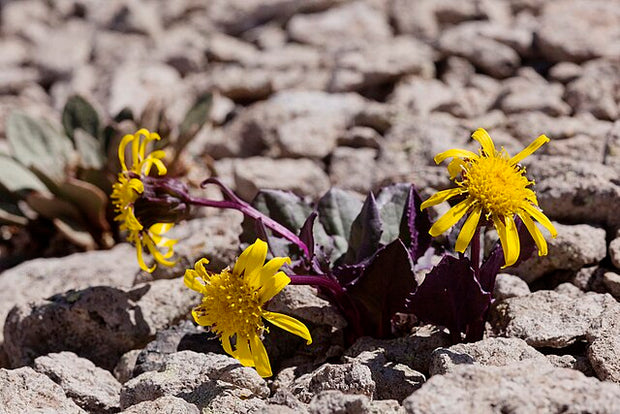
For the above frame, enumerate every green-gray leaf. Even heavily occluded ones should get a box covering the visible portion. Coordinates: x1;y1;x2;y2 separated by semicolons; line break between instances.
376;183;411;245
0;154;48;195
74;129;104;169
62;95;100;140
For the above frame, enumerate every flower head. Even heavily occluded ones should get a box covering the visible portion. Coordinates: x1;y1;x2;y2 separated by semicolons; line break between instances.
111;128;177;272
421;128;557;267
184;239;312;377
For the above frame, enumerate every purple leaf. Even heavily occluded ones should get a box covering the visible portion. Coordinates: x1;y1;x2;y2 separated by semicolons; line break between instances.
345;239;416;338
399;184;432;262
409;255;491;342
343;192;382;265
299;210;317;258
478;216;536;293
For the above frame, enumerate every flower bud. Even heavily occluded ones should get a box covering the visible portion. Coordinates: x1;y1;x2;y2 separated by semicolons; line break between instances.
133;176;191;228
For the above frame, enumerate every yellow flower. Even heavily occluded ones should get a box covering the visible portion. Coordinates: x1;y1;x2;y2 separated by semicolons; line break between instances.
421;128;557;267
184;239;312;377
110;128;177;272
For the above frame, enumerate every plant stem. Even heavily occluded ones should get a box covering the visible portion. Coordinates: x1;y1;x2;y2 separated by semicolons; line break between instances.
470;227;481;278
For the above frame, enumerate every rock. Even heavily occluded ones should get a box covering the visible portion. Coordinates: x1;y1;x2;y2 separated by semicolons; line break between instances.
207;66;273;101
545;354;595;376
510;223;606;282
338;126;382;149
3;279;199;370
115;350;142;384
537;1;620;63
554;282;584;298
506;111;612;144
402;362;620;414
571;266;609;294
206;33;258;64
120;351;269;410
587;304;620;383
33;352;121;414
290;362;375;403
0;67;41;95
275;116;343;158
610;238;620;270
548;62;583;84
345;350;425;402
429;337;548;376
287;2;391;48
490;290;616;348
233;157;330;200
206;394;268;413
602;272;620;299
389;78;454;115
438;22;520;78
496;74;571;116
329;147;378;194
369;399;405;414
265;389;309;413
565;59;620;120
0;37;29;67
344;326;451;375
0;244;137;345
308;390;370;414
120;396;199;414
154;26;209;76
493;273;531;301
0;367;85;413
328;37;435;92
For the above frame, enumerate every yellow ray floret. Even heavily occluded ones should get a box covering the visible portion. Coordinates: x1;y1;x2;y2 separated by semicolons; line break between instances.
184;239;312;377
421;128;557;267
110;129;177;272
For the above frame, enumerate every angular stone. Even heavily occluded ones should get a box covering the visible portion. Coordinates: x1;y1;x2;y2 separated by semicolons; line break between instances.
510;222;606;283
604;121;620;169
290;362;375;403
275;116;343;158
565;59;620;120
33;352;121;414
329;147;378;194
587;304;620;383
493;273;530;301
3;279;199;370
545;354;595;376
114;350;141;384
610;238;620;270
429;337;548;376
403;362;620;414
490;291;615;348
308;390;370;414
496;74;570;116
120;351;269;410
0;367;84;412
120;396;199;414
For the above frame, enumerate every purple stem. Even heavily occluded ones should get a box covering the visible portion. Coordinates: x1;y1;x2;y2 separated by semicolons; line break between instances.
470;227;481;279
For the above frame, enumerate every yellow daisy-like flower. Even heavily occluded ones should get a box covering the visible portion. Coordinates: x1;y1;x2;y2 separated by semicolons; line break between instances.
184;239;312;377
421;128;557;267
110;128;177;272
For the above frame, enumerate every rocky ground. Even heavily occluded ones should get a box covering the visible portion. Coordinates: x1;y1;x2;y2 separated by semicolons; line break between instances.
1;0;620;413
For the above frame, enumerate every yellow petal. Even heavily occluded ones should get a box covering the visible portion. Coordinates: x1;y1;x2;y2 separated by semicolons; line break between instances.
495;215;520;268
509;134;549;165
144;235;176;267
263;311;312;345
247;256;291;290
233;239;268;277
143;158;168;176
249;333;272;377
447;158;466;179
150;222;173;235
127;178;144;194
471;128;496;156
118;134;135;171
455;205;482;253
434;149;478;164
192;305;212;327
519;213;548;256
429;198;475;237
420;188;463;210
135;240;156;273
221;334;234;357
131;131;143;170
232;336;255;367
522;204;557;238
184;259;209;292
258;271;291;303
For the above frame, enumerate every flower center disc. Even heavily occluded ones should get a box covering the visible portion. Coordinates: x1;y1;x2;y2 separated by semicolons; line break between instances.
463;155;532;217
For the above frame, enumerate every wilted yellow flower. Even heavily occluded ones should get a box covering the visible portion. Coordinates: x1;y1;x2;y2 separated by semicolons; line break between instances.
111;128;177;272
421;128;557;267
184;239;312;377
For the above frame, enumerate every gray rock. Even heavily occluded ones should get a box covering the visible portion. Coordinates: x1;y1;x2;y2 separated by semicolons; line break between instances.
338;126;382;149
493;273;531;301
602;272;620;299
207;65;273;101
120;396;199;414
604;120;620;169
233;157;330;200
329;147;378;194
290;362;375;403
205;393;268;413
120;351;269;410
389;78;454;116
490;291;616;348
545;354;595;376
206;33;259;65
510;222;606;283
403;362;620;414
537;1;620;63
565;59;620;120
369;399;405;414
610;238;620;270
275;116;343;158
345;350;425;402
506;111;612;144
0;67;41;95
344;326;451;375
429;337;549;376
33;352;121;414
287;2;391;48
548;62;584;84
0;367;86;413
554;283;584;298
115;350;141;384
571;266;609;294
0;244;137;345
308;390;371;414
496;74;570;116
3;279;199;370
265;389;309;413
587;303;620;383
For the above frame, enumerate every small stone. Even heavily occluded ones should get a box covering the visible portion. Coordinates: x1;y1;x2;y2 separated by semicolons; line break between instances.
368;399;405;414
587;304;620;383
510;222;607;283
33;352;121;414
610;238;620;270
308;390;370;414
403;362;620;414
429;337;548;376
206;33;258;64
571;266;609;293
565;59;620;120
602;272;620;299
290;363;375;403
548;62;583;83
493;273;530;301
496;75;570;116
114;350;141;384
545;354;595;376
554;282;584;298
208;65;273;101
233;157;330;200
490;291;615;348
338;126;382;149
275;116;343;158
120;396;199;414
0;367;85;413
329;147;378;194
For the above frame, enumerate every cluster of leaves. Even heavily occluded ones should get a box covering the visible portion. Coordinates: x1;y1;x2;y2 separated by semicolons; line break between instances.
240;183;535;344
0;94;212;266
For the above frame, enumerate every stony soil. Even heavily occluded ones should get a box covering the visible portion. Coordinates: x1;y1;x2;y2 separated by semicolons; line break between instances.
1;0;620;413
